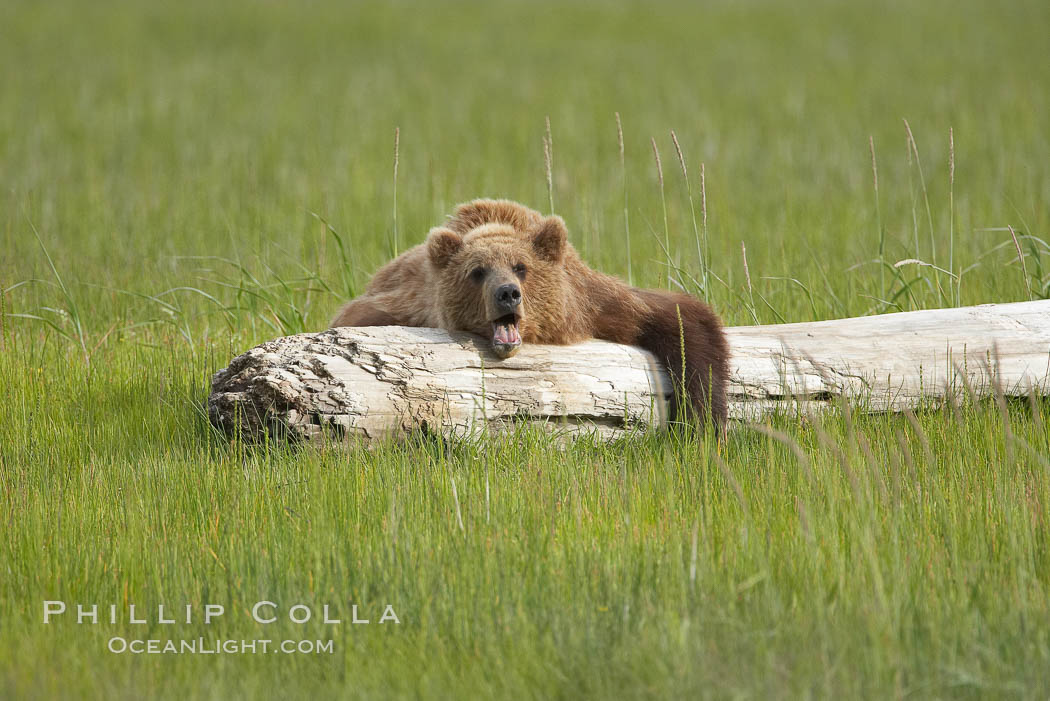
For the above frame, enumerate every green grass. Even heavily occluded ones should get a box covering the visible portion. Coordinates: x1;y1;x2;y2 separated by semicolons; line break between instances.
2;0;1050;697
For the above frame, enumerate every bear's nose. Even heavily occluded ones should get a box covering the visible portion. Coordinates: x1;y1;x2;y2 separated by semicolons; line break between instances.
495;283;522;313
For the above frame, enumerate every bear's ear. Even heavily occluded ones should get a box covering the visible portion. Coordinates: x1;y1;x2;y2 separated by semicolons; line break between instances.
531;216;567;263
426;227;464;268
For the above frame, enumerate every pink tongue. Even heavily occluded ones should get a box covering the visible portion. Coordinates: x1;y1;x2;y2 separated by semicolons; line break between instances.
493;323;521;345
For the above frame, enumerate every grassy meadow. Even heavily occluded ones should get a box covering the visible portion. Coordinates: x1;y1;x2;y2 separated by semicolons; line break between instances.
2;0;1050;697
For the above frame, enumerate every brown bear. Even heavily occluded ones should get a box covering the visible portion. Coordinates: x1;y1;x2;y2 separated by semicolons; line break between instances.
331;199;729;428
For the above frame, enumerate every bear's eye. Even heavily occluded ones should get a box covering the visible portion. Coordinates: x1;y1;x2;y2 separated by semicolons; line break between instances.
470;267;487;283
512;263;527;279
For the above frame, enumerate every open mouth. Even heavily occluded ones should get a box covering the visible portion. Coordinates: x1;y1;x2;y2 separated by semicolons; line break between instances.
490;313;522;358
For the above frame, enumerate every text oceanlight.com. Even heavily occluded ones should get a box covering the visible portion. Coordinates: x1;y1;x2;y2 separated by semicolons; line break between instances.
107;637;335;655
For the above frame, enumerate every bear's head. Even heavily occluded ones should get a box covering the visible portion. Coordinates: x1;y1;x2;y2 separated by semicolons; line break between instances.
425;200;569;358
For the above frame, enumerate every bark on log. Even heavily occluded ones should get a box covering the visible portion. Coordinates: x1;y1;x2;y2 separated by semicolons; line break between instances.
208;300;1050;442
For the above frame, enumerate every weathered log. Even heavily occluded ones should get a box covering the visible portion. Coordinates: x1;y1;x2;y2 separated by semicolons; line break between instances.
208;300;1050;442
207;326;672;442
728;299;1050;419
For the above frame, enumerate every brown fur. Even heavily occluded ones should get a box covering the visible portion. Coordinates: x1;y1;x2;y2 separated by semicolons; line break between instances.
331;199;729;428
